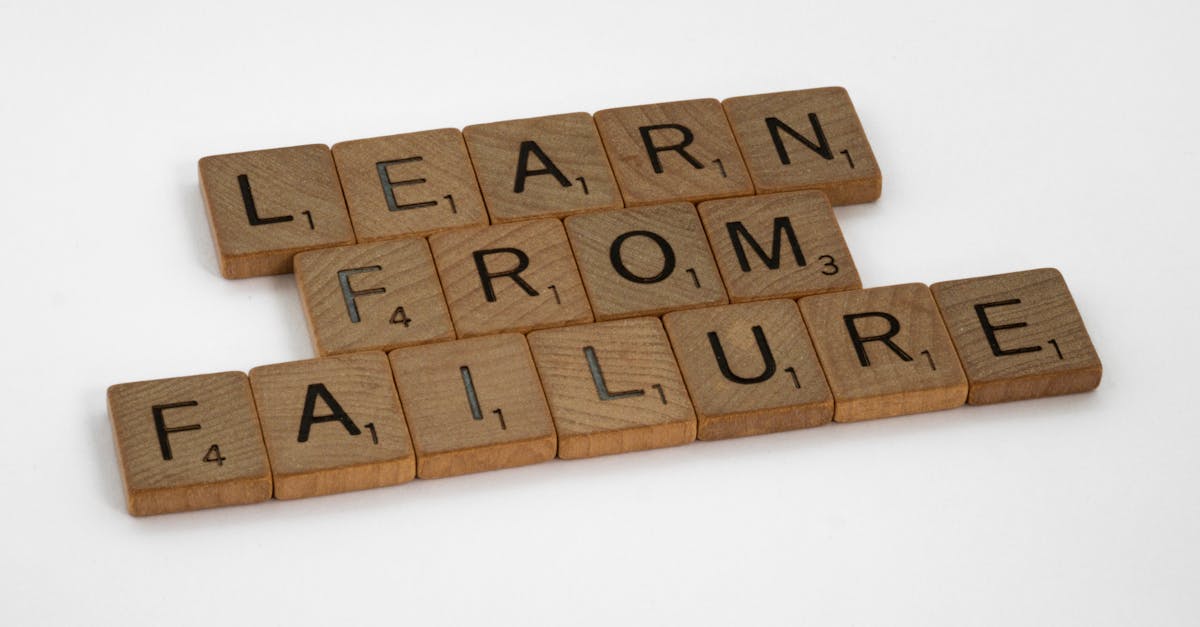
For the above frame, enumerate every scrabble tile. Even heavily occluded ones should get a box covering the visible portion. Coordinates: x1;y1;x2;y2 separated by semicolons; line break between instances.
528;318;696;459
931;268;1102;405
249;352;415;499
723;87;882;205
799;283;967;422
663;300;833;440
564;203;727;320
429;219;592;337
697;190;861;302
463;113;622;222
389;334;557;478
199;144;356;278
107;371;271;516
594;98;753;206
294;238;455;356
331;129;488;242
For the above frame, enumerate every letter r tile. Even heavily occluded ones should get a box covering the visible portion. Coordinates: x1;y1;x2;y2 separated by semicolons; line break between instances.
528;317;696;459
107;371;272;516
931;268;1102;404
428;219;592;337
799;284;967;422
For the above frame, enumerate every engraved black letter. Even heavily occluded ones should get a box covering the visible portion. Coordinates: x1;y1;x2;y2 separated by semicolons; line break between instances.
726;217;806;271
513;141;572;193
338;266;385;323
765;114;833;164
298;383;361;443
584;346;645;400
473;248;539;301
974;299;1042;357
707;326;777;384
609;230;676;284
238;174;294;226
152;401;202;461
638;124;704;173
376;157;439;212
844;312;913;367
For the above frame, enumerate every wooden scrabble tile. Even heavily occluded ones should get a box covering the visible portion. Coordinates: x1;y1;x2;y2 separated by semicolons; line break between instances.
798;283;967;422
429;219;592;337
249;352;415;499
463;113;622;222
199;144;356;278
294;238;454;356
931;268;1102;405
662;300;833;440
564;203;727;320
389;334;556;478
594;98;753;206
723;87;882;205
527;318;696;459
107;371;271;516
331;129;488;242
697;190;861;302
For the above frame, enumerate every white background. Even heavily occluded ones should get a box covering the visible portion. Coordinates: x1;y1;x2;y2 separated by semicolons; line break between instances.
1;1;1197;624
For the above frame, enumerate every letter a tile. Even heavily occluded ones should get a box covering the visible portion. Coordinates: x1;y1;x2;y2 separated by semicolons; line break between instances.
528;318;696;459
389;334;557;478
931;268;1102;404
799;284;967;422
107;371;272;516
663;300;833;440
294;238;455;356
199;144;356;278
697;190;861;302
332;129;488;242
429;219;592;337
249;352;415;499
594;99;753;206
724;87;882;205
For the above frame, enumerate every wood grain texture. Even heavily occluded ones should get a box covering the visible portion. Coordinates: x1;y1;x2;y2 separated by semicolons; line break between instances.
564;202;727;320
931;268;1102;404
528;317;696;459
294;238;455;356
463;113;622;222
389;334;557;478
331;129;488;242
429;218;592;337
199;144;355;278
594;98;753;206
799;283;967;422
107;371;271;516
663;300;833;440
249;352;415;500
697;190;861;302
723;87;882;205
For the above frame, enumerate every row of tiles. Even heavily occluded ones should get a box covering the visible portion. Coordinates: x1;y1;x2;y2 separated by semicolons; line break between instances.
199;87;882;278
296;189;858;355
109;269;1101;515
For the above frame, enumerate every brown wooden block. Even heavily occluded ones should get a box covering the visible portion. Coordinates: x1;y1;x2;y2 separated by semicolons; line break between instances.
723;87;882;205
249;352;415;500
429;219;592;337
463;113;622;222
799;283;968;422
199;144;356;278
594;98;753;206
528;318;696;459
107;372;272;516
389;334;556;478
331;129;488;242
663;300;833;440
294;238;454;356
697;190;861;302
930;268;1102;405
564;203;727;320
